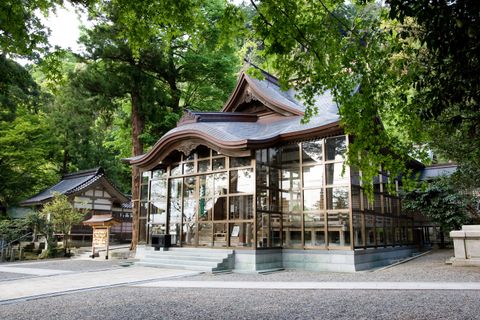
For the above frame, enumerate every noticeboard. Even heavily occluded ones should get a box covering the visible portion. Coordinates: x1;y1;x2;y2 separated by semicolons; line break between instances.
92;228;109;248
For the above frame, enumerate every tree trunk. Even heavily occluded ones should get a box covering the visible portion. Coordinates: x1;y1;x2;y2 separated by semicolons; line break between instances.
129;85;144;251
439;227;445;249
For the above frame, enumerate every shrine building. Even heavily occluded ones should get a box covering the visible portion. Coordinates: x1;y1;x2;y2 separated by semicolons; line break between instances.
126;70;429;272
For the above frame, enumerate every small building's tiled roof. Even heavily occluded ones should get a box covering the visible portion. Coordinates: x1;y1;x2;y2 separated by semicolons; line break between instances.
20;168;129;206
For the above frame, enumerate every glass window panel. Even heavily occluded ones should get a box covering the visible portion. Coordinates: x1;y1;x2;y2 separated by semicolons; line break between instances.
212;150;220;156
385;216;394;245
230;157;252;168
256;212;268;248
150;201;167;225
229;168;254;194
140;184;149;200
269;166;279;188
198;223;213;247
350;167;361;186
304;212;326;246
213;223;227;247
353;212;364;248
198;198;213;221
281;144;300;167
212;158;225;170
214;172;228;196
256;149;268;164
198;160;210;173
327;212;350;247
281;191;301;213
326;162;349;185
197;145;210;159
141;171;150;183
326;187;349;210
376;215;384;246
229;195;253;220
230;222;254;248
269;189;280;212
170;163;181;176
199;175;213;198
325;136;346;161
268;147;280;166
281;167;300;191
302;140;323;164
183;177;197;224
139;218;147;242
150;179;167;200
303;165;323;187
256;164;268;187
282;214;302;248
257;188;268;211
185;152;195;161
182;222;196;246
351;186;361;211
213;197;227;220
152;169;166;179
365;214;375;246
303;189;323;211
183;161;195;174
140;201;148;218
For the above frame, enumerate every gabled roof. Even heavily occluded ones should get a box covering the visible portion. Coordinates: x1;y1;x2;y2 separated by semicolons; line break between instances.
21;168;129;206
125;69;341;170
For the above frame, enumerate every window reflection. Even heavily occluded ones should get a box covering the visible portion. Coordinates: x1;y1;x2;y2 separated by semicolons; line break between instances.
325;136;346;161
302;140;323;164
303;189;323;211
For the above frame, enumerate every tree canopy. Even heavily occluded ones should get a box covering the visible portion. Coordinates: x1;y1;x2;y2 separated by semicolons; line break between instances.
248;0;480;192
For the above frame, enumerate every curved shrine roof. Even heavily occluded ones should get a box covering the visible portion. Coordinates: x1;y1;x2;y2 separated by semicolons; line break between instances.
126;70;342;169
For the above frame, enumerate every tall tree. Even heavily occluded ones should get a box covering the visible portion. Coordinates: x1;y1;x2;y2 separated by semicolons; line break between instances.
79;0;241;248
248;0;480;193
0;57;59;208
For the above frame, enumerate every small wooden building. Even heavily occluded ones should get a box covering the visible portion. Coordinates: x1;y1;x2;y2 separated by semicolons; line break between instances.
21;168;132;243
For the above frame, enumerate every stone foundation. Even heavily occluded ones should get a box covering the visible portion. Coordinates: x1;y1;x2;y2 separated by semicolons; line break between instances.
450;225;480;266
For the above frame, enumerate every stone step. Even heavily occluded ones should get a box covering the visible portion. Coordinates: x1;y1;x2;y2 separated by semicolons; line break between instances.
136;261;225;272
166;247;233;254
144;253;228;263
137;247;234;272
141;257;222;268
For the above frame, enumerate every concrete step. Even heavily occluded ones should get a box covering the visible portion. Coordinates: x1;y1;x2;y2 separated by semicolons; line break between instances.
136;247;234;272
136;261;225;272
144;254;228;263
141;257;221;268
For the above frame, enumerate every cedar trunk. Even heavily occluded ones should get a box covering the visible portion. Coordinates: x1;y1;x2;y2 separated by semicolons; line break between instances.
129;87;144;251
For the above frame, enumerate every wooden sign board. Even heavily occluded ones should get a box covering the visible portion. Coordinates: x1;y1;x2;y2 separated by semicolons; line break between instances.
92;228;109;247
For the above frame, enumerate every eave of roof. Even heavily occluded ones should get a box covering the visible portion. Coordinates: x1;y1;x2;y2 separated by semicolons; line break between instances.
20;168;129;206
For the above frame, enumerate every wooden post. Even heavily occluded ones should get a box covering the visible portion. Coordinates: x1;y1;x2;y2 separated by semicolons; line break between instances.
106;227;110;260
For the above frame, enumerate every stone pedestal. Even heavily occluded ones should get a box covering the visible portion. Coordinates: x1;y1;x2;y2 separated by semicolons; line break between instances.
450;225;480;266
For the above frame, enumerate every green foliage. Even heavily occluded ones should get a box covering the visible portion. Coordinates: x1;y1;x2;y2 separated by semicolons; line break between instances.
386;0;480;189
249;1;424;195
249;0;480;195
39;193;84;253
0;218;29;243
403;178;475;233
0;89;59;207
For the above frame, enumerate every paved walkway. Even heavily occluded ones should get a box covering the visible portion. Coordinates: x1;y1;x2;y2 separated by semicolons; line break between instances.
0;266;200;304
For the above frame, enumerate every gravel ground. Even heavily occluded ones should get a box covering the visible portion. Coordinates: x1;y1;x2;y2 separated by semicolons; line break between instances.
0;286;478;320
170;249;480;283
